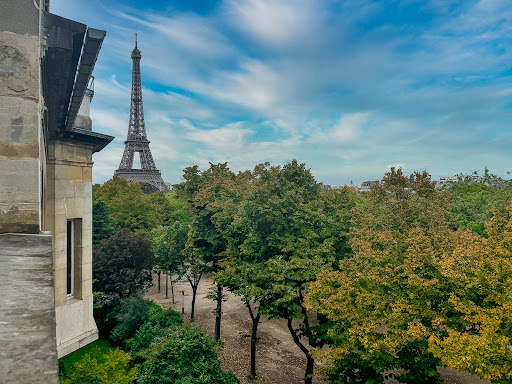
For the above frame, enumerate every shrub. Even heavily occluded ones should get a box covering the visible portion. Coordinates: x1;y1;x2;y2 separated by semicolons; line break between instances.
60;349;137;384
110;297;157;346
147;307;183;328
128;307;183;360
137;326;239;384
128;322;167;359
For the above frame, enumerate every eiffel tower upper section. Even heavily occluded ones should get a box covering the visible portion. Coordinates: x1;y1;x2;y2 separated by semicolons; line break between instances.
115;35;169;192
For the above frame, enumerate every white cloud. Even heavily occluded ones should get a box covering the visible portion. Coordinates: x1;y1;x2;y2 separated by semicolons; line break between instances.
225;0;326;48
185;122;253;150
90;109;128;138
308;113;370;146
117;11;235;59
193;60;281;111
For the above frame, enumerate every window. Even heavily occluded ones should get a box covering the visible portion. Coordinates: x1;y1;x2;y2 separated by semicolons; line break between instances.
67;220;74;299
66;218;83;300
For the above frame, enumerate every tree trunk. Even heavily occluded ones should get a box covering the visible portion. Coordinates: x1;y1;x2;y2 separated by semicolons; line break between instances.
185;272;202;323
305;355;314;384
157;271;161;293
171;277;175;304
287;318;314;384
215;284;222;342
191;284;197;322
250;312;261;379
165;273;168;299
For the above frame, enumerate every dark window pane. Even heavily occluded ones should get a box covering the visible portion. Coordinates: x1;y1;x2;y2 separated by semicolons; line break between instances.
67;220;72;295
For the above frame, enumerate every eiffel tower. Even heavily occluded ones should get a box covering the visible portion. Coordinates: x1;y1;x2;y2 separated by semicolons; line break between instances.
114;34;169;193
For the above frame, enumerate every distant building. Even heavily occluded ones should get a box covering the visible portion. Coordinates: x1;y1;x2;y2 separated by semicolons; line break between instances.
357;180;380;193
436;174;487;189
0;1;113;382
437;176;459;188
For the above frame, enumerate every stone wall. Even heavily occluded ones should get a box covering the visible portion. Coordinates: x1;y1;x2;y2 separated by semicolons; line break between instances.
45;141;98;357
0;233;58;384
0;0;42;234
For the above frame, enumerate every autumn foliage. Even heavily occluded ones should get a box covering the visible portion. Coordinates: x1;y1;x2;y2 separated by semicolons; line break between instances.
305;168;512;383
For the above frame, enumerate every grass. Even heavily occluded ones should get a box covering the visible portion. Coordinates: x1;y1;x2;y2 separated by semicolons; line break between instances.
59;339;114;373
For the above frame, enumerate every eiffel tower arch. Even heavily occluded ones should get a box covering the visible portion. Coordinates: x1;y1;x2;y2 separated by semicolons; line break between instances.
114;35;169;193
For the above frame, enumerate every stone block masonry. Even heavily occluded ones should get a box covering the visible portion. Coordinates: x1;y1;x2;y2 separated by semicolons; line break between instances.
0;24;42;234
0;233;58;384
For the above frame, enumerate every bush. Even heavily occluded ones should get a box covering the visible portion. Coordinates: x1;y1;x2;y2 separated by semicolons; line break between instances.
128;322;167;359
147;307;183;328
60;349;137;384
94;304;120;340
110;297;158;346
137;326;239;384
127;307;183;359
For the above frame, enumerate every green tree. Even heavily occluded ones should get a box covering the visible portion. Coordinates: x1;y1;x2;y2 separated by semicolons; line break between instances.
93;229;155;306
448;173;512;237
93;200;115;245
93;177;175;236
153;221;206;321
219;160;353;384
175;163;244;340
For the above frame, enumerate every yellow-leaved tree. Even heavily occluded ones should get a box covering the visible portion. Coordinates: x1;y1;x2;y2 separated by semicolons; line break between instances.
306;168;512;383
306;168;461;383
429;205;512;382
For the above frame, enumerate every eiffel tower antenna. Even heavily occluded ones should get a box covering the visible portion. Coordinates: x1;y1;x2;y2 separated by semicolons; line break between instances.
114;37;169;192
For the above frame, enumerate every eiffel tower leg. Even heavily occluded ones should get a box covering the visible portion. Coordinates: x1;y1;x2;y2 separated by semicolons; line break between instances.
119;146;134;169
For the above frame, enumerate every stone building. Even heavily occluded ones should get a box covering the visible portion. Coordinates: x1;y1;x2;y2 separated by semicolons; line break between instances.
0;0;113;382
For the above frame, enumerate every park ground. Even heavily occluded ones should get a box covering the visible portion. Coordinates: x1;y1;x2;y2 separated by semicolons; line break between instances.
146;274;490;384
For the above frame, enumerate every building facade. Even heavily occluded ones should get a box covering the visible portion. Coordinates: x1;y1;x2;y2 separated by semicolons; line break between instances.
0;0;113;382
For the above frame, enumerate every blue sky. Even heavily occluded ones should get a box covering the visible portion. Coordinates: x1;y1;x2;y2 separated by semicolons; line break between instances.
51;0;512;185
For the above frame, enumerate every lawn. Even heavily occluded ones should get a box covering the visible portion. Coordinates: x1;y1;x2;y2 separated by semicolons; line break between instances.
59;339;114;374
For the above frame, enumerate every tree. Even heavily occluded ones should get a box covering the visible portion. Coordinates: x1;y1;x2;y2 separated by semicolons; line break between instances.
429;205;512;382
153;221;207;322
93;177;175;236
305;168;455;383
218;160;354;384
92;200;115;245
447;173;512;237
93;229;155;306
175;163;243;340
215;253;270;379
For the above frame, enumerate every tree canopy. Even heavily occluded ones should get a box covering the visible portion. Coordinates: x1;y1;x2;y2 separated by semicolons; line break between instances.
216;160;355;383
93;177;176;236
94;229;155;306
306;168;457;383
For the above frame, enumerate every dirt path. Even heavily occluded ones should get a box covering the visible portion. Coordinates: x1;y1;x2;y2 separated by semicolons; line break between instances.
146;274;489;384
